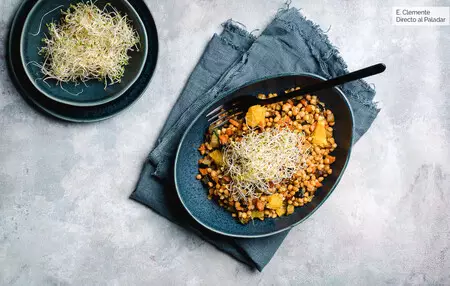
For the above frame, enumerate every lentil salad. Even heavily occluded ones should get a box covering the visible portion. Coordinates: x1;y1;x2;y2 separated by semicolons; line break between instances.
196;88;337;224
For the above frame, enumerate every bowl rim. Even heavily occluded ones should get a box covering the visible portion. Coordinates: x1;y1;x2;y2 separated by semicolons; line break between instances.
8;0;159;123
19;0;149;107
174;72;355;238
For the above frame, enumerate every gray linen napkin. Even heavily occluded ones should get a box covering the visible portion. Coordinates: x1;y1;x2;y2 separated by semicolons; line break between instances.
131;7;379;271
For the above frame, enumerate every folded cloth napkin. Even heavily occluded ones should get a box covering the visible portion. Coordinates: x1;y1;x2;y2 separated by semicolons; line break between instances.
131;7;379;271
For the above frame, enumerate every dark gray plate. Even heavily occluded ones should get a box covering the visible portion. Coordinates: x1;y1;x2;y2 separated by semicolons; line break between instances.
21;0;148;106
175;74;354;238
7;0;158;122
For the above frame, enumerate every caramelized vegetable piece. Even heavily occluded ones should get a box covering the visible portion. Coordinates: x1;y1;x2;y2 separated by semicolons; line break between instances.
326;155;336;164
287;205;295;215
312;120;328;146
210;133;220;148
251;211;265;220
199;168;208;176
199;157;212;167
219;135;228;145
326;112;335;123
209;150;224;166
256;200;265;211
239;217;250;224
276;205;286;217
198;144;206;153
245;105;266;128
267;194;283;209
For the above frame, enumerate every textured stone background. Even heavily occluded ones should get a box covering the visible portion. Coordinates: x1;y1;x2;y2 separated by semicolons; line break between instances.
1;0;449;285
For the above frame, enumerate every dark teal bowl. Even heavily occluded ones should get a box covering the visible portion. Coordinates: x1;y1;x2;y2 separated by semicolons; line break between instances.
20;0;148;106
175;74;355;238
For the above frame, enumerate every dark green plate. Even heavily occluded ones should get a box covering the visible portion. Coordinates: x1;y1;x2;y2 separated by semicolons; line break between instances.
175;74;354;237
7;0;158;122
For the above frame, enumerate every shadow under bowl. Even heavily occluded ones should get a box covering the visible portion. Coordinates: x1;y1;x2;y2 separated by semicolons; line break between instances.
175;73;355;238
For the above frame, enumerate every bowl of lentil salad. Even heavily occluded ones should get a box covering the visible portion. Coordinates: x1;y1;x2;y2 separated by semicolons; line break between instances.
175;73;354;237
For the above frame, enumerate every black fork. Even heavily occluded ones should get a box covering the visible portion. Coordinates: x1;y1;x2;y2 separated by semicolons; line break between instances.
206;63;386;129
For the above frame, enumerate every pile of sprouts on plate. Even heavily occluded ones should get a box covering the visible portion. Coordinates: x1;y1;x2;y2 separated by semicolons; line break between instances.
37;1;140;88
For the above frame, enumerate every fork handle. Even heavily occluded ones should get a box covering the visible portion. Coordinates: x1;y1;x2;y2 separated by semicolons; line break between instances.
261;63;386;105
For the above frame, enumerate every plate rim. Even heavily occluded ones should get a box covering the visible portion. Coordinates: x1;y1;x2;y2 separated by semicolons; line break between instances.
19;0;149;107
174;73;355;238
7;0;159;123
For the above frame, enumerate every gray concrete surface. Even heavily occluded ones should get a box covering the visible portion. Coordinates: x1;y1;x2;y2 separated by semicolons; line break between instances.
1;0;449;285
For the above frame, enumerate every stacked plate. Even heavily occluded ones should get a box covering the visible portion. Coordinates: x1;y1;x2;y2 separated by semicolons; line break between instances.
7;0;158;122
